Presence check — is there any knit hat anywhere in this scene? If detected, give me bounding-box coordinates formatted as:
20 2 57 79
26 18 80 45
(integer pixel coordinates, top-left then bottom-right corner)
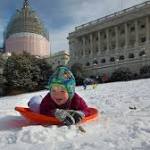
48 66 76 100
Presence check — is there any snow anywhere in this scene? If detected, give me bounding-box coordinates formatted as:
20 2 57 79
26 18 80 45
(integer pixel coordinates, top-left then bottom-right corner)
0 79 150 150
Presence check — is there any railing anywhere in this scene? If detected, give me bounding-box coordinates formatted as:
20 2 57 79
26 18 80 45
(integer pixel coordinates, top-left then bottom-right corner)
83 57 150 71
75 1 150 31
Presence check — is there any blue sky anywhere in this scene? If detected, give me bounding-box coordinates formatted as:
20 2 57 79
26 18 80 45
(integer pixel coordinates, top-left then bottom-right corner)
0 0 147 54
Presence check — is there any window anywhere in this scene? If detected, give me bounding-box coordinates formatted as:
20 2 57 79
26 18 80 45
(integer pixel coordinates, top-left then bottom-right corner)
120 41 125 48
141 24 145 29
141 37 146 43
130 26 135 32
129 38 135 46
139 51 145 56
119 55 125 60
86 62 90 66
93 59 98 65
111 42 115 49
120 29 125 34
95 36 98 41
101 58 106 63
128 53 134 58
110 30 115 37
101 32 106 39
110 57 115 62
85 38 90 44
96 49 99 53
95 46 98 53
102 45 107 51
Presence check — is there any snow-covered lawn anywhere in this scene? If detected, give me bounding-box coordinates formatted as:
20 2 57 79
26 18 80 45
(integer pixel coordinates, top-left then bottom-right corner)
0 79 150 150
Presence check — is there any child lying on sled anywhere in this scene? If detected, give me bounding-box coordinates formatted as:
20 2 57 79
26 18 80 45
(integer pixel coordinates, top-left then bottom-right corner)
28 66 90 126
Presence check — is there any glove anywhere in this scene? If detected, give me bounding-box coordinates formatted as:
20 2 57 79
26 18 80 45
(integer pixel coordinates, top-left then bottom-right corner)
67 110 85 124
54 109 75 126
54 109 85 126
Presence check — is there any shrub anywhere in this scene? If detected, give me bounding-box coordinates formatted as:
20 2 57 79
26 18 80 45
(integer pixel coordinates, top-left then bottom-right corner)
4 52 52 94
140 65 150 78
35 58 53 89
71 63 84 85
110 67 133 82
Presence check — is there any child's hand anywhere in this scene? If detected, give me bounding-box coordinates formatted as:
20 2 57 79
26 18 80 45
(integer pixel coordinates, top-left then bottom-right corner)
54 109 75 126
54 109 85 126
67 110 85 124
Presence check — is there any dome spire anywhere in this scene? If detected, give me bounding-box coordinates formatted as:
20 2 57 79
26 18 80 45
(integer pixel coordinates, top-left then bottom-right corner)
23 0 29 8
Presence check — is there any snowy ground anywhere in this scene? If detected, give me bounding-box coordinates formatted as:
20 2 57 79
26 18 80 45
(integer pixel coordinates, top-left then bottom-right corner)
0 79 150 150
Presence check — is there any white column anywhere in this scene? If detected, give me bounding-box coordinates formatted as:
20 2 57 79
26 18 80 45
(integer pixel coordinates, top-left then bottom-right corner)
74 39 79 61
82 36 86 56
98 31 101 54
106 29 109 52
135 20 139 47
90 34 93 56
146 17 150 43
115 26 119 49
125 23 128 48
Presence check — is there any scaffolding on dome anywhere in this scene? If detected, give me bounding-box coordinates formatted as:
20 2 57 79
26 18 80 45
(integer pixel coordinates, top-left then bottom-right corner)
4 0 49 40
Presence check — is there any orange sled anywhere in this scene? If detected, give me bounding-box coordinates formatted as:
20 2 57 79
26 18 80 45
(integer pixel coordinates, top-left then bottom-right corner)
15 107 99 125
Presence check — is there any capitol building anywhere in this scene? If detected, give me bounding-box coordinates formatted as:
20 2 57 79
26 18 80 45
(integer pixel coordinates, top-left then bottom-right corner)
4 0 50 57
68 1 150 77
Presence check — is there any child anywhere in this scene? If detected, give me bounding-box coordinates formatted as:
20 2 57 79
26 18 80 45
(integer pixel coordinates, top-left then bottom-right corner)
83 79 87 90
28 66 90 126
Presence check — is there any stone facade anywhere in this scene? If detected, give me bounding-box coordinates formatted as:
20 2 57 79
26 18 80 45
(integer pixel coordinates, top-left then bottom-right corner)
5 33 50 57
68 1 150 77
46 50 70 70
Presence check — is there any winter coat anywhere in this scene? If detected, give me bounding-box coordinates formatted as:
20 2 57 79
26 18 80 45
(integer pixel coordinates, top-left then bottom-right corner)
40 92 90 116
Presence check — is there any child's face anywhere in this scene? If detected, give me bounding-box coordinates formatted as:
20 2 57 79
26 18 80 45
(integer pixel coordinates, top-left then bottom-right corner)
50 85 69 105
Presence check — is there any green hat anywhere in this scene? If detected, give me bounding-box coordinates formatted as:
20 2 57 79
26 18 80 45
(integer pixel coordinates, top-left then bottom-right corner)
48 67 76 100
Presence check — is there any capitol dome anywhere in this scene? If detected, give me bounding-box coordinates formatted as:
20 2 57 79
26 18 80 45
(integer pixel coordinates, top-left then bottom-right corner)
4 0 50 57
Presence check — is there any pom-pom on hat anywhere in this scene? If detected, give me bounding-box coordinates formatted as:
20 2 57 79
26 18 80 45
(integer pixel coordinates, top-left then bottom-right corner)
48 66 76 100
